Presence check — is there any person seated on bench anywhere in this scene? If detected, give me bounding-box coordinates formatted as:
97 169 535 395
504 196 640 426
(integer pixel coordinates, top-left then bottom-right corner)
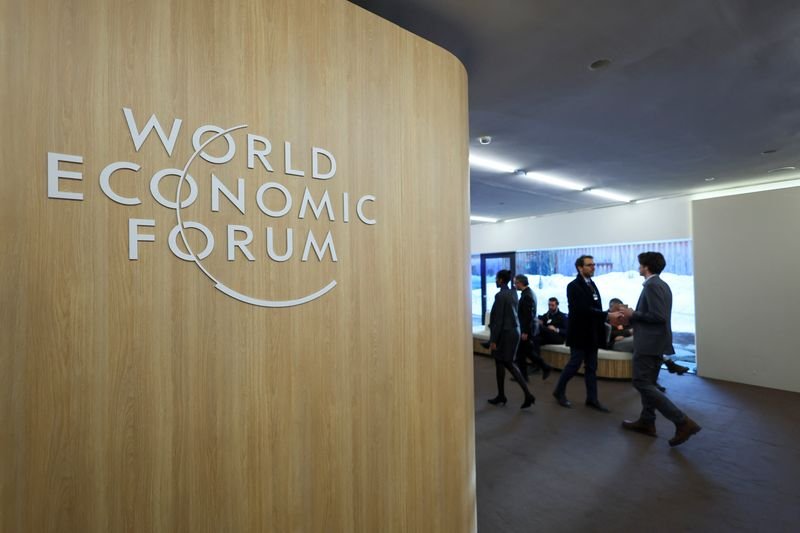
537 297 568 345
607 298 633 351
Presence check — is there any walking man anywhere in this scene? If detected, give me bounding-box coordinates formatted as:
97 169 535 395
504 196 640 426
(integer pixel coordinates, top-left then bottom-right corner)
552 255 610 412
513 274 552 381
618 252 701 446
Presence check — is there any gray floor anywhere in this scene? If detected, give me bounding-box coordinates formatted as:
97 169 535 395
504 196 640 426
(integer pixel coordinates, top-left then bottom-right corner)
474 355 800 532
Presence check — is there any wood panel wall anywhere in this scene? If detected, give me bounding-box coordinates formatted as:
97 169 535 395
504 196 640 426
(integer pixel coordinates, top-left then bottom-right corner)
0 0 474 531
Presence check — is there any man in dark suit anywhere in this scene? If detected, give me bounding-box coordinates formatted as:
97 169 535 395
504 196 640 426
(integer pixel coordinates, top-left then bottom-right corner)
552 255 610 412
487 270 535 409
513 275 552 381
618 252 701 447
538 297 568 345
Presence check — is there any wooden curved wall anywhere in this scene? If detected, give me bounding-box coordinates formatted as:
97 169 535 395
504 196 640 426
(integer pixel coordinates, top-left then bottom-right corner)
0 0 474 531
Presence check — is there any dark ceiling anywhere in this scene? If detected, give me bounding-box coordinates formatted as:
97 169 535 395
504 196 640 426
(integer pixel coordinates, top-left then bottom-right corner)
349 0 800 220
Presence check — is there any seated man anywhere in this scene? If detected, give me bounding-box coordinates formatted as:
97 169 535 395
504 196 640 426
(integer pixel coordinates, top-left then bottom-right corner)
537 297 568 345
607 298 633 351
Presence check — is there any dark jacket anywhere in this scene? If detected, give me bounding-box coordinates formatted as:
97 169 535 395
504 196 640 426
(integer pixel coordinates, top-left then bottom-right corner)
631 275 675 356
489 286 520 344
565 275 608 349
538 310 568 344
518 287 538 337
489 285 521 363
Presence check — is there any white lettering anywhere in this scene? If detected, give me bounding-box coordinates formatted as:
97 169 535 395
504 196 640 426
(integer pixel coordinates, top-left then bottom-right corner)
211 174 246 214
356 195 376 225
128 218 156 259
99 161 141 205
298 188 335 221
227 225 255 261
192 125 236 164
284 141 304 176
266 227 293 262
256 182 292 217
302 230 337 262
47 152 83 201
247 134 273 172
342 192 350 223
122 108 182 156
168 222 215 261
312 147 336 179
150 169 198 209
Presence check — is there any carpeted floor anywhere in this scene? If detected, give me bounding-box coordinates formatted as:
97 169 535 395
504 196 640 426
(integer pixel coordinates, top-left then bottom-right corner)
473 355 800 532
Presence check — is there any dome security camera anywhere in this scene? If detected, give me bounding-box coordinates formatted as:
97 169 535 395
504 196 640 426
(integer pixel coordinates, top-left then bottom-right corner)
478 135 492 145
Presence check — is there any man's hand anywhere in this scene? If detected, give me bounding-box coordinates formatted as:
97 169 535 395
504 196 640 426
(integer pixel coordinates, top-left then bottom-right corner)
620 306 634 322
521 333 528 341
547 325 557 332
608 311 624 326
490 342 497 351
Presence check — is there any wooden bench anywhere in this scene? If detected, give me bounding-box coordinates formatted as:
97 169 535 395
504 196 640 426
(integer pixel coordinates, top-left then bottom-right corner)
540 344 632 380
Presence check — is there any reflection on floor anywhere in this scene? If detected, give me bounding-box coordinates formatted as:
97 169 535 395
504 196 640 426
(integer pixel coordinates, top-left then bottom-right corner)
474 355 800 532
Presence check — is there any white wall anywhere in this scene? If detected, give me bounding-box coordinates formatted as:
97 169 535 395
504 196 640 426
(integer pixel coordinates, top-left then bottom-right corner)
471 190 800 392
692 188 800 393
470 197 691 253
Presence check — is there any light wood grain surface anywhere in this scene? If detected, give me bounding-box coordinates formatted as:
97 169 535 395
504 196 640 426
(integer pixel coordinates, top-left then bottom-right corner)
0 0 474 531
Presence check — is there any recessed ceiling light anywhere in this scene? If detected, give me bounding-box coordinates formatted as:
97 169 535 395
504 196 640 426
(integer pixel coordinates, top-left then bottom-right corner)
704 177 716 182
589 59 612 70
470 215 498 223
523 171 585 191
761 149 778 155
584 188 632 203
469 154 516 173
768 166 796 173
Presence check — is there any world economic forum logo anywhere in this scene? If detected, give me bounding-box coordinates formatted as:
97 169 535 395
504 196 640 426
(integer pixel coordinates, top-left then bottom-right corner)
47 108 376 307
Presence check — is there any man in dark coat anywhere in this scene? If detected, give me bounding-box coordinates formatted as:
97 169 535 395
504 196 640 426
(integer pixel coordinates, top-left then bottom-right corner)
538 297 568 345
551 255 610 412
619 252 701 446
514 275 552 381
487 270 535 409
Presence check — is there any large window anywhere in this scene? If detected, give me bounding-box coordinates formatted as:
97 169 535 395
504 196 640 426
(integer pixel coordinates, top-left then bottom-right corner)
472 239 696 368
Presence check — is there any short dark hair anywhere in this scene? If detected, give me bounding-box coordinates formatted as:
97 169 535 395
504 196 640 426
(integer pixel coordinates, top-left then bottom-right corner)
496 269 512 284
638 251 666 274
514 274 529 286
609 298 623 306
549 297 559 305
575 255 593 270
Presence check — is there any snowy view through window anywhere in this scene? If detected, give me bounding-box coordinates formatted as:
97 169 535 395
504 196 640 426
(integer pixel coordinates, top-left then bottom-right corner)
472 240 696 369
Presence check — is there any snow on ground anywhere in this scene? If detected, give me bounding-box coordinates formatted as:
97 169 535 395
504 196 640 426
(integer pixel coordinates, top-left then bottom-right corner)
473 271 696 334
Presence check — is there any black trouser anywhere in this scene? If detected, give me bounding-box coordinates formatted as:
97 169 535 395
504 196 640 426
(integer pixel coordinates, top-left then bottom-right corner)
521 336 552 375
495 359 534 399
494 331 533 399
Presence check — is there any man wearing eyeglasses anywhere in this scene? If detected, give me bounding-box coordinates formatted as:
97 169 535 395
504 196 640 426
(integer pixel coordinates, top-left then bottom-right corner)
552 255 611 412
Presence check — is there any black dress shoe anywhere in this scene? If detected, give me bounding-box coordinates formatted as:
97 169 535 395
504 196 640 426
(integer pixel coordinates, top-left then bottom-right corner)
487 396 507 406
664 359 689 375
521 394 535 409
541 367 551 381
552 392 571 408
622 418 657 437
669 417 701 447
585 400 610 413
